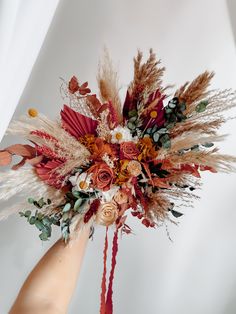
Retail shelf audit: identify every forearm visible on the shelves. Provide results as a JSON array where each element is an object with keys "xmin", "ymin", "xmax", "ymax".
[{"xmin": 10, "ymin": 226, "xmax": 90, "ymax": 314}]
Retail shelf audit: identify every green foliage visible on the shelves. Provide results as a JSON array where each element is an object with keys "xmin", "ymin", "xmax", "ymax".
[
  {"xmin": 61, "ymin": 219, "xmax": 70, "ymax": 242},
  {"xmin": 196, "ymin": 100, "xmax": 208, "ymax": 113},
  {"xmin": 164, "ymin": 97, "xmax": 187, "ymax": 127},
  {"xmin": 171, "ymin": 209, "xmax": 183, "ymax": 218},
  {"xmin": 19, "ymin": 208, "xmax": 62, "ymax": 242},
  {"xmin": 74, "ymin": 198, "xmax": 83, "ymax": 212},
  {"xmin": 21, "ymin": 192, "xmax": 90, "ymax": 242},
  {"xmin": 63, "ymin": 203, "xmax": 71, "ymax": 213},
  {"xmin": 202, "ymin": 142, "xmax": 214, "ymax": 148}
]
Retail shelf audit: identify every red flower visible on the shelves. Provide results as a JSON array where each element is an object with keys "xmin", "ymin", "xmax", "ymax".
[
  {"xmin": 120, "ymin": 142, "xmax": 139, "ymax": 160},
  {"xmin": 88, "ymin": 162, "xmax": 115, "ymax": 191}
]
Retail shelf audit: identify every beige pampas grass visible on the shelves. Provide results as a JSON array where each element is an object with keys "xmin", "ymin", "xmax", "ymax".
[
  {"xmin": 168, "ymin": 133, "xmax": 227, "ymax": 154},
  {"xmin": 188, "ymin": 89, "xmax": 236, "ymax": 121},
  {"xmin": 129, "ymin": 49, "xmax": 165, "ymax": 104},
  {"xmin": 0, "ymin": 168, "xmax": 65, "ymax": 220},
  {"xmin": 170, "ymin": 118, "xmax": 225, "ymax": 138},
  {"xmin": 175, "ymin": 71, "xmax": 214, "ymax": 112},
  {"xmin": 168, "ymin": 149, "xmax": 236, "ymax": 173},
  {"xmin": 97, "ymin": 48, "xmax": 123, "ymax": 123}
]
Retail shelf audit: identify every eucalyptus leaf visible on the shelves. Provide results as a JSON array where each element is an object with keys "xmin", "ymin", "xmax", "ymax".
[
  {"xmin": 179, "ymin": 103, "xmax": 186, "ymax": 111},
  {"xmin": 165, "ymin": 108, "xmax": 172, "ymax": 114},
  {"xmin": 153, "ymin": 132, "xmax": 160, "ymax": 143},
  {"xmin": 37, "ymin": 212, "xmax": 43, "ymax": 220},
  {"xmin": 72, "ymin": 190, "xmax": 81, "ymax": 198},
  {"xmin": 168, "ymin": 102, "xmax": 176, "ymax": 109},
  {"xmin": 157, "ymin": 128, "xmax": 167, "ymax": 134},
  {"xmin": 29, "ymin": 216, "xmax": 36, "ymax": 225},
  {"xmin": 191, "ymin": 144, "xmax": 199, "ymax": 151},
  {"xmin": 62, "ymin": 212, "xmax": 69, "ymax": 221},
  {"xmin": 63, "ymin": 203, "xmax": 71, "ymax": 213},
  {"xmin": 171, "ymin": 210, "xmax": 183, "ymax": 218},
  {"xmin": 35, "ymin": 220, "xmax": 44, "ymax": 231},
  {"xmin": 152, "ymin": 125, "xmax": 158, "ymax": 133},
  {"xmin": 129, "ymin": 116, "xmax": 137, "ymax": 123},
  {"xmin": 38, "ymin": 198, "xmax": 46, "ymax": 208},
  {"xmin": 127, "ymin": 121, "xmax": 136, "ymax": 130},
  {"xmin": 166, "ymin": 123, "xmax": 175, "ymax": 129},
  {"xmin": 51, "ymin": 216, "xmax": 61, "ymax": 226},
  {"xmin": 196, "ymin": 100, "xmax": 208, "ymax": 113},
  {"xmin": 24, "ymin": 210, "xmax": 31, "ymax": 218},
  {"xmin": 128, "ymin": 109, "xmax": 137, "ymax": 118},
  {"xmin": 39, "ymin": 231, "xmax": 49, "ymax": 241},
  {"xmin": 28, "ymin": 198, "xmax": 34, "ymax": 204},
  {"xmin": 202, "ymin": 142, "xmax": 214, "ymax": 148},
  {"xmin": 74, "ymin": 198, "xmax": 83, "ymax": 211},
  {"xmin": 42, "ymin": 217, "xmax": 52, "ymax": 227}
]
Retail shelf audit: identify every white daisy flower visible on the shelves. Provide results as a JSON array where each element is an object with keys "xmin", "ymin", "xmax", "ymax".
[
  {"xmin": 110, "ymin": 126, "xmax": 134, "ymax": 143},
  {"xmin": 69, "ymin": 172, "xmax": 93, "ymax": 192}
]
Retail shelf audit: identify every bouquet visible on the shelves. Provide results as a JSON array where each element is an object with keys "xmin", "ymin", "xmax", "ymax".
[{"xmin": 1, "ymin": 49, "xmax": 236, "ymax": 313}]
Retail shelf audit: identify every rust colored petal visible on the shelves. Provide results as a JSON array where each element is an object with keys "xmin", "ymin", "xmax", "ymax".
[
  {"xmin": 61, "ymin": 104, "xmax": 98, "ymax": 138},
  {"xmin": 6, "ymin": 144, "xmax": 35, "ymax": 157},
  {"xmin": 0, "ymin": 151, "xmax": 12, "ymax": 166}
]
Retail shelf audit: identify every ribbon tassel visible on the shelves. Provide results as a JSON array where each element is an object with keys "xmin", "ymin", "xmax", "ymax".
[{"xmin": 100, "ymin": 228, "xmax": 119, "ymax": 314}]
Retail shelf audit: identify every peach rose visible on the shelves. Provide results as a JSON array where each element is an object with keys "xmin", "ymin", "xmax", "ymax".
[
  {"xmin": 114, "ymin": 189, "xmax": 129, "ymax": 205},
  {"xmin": 120, "ymin": 142, "xmax": 139, "ymax": 160},
  {"xmin": 96, "ymin": 201, "xmax": 119, "ymax": 226},
  {"xmin": 127, "ymin": 160, "xmax": 142, "ymax": 176},
  {"xmin": 90, "ymin": 162, "xmax": 114, "ymax": 191}
]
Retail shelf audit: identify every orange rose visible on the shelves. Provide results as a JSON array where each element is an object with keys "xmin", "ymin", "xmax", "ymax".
[
  {"xmin": 89, "ymin": 162, "xmax": 114, "ymax": 191},
  {"xmin": 120, "ymin": 142, "xmax": 139, "ymax": 160},
  {"xmin": 96, "ymin": 201, "xmax": 119, "ymax": 226}
]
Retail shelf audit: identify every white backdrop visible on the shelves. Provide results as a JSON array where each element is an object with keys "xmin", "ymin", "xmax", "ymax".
[{"xmin": 0, "ymin": 0, "xmax": 236, "ymax": 313}]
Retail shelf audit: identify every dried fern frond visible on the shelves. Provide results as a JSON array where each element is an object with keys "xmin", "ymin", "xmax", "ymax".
[
  {"xmin": 97, "ymin": 48, "xmax": 122, "ymax": 123},
  {"xmin": 175, "ymin": 71, "xmax": 214, "ymax": 112},
  {"xmin": 129, "ymin": 49, "xmax": 165, "ymax": 104}
]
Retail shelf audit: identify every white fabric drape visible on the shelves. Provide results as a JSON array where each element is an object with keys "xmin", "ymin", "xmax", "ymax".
[{"xmin": 0, "ymin": 0, "xmax": 60, "ymax": 143}]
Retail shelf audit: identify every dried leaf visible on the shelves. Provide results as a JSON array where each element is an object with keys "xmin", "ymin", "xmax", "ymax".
[
  {"xmin": 0, "ymin": 151, "xmax": 12, "ymax": 166},
  {"xmin": 6, "ymin": 144, "xmax": 34, "ymax": 157},
  {"xmin": 11, "ymin": 158, "xmax": 26, "ymax": 170}
]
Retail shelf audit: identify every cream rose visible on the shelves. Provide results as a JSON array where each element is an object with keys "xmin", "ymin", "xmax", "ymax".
[
  {"xmin": 114, "ymin": 190, "xmax": 129, "ymax": 205},
  {"xmin": 96, "ymin": 201, "xmax": 119, "ymax": 226},
  {"xmin": 127, "ymin": 160, "xmax": 142, "ymax": 176}
]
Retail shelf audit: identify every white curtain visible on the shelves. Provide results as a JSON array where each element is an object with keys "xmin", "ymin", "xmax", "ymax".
[{"xmin": 0, "ymin": 0, "xmax": 60, "ymax": 143}]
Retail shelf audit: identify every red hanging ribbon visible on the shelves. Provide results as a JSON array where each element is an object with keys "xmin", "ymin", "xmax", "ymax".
[
  {"xmin": 105, "ymin": 229, "xmax": 119, "ymax": 314},
  {"xmin": 100, "ymin": 227, "xmax": 108, "ymax": 314},
  {"xmin": 100, "ymin": 228, "xmax": 119, "ymax": 314}
]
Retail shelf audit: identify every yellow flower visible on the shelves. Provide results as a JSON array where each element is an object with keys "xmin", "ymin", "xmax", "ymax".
[
  {"xmin": 150, "ymin": 110, "xmax": 158, "ymax": 118},
  {"xmin": 28, "ymin": 108, "xmax": 38, "ymax": 117}
]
